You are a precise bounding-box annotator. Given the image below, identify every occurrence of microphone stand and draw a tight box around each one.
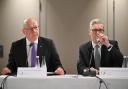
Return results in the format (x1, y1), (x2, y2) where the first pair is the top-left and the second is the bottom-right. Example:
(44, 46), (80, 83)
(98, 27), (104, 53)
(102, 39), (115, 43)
(83, 48), (96, 76)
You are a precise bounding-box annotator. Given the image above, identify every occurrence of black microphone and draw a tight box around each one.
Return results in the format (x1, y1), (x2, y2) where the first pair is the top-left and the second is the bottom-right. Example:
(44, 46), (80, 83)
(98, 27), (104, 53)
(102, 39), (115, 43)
(83, 48), (96, 76)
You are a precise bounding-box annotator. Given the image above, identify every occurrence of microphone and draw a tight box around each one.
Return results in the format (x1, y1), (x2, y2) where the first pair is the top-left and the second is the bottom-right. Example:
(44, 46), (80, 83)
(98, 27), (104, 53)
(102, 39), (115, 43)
(83, 48), (96, 76)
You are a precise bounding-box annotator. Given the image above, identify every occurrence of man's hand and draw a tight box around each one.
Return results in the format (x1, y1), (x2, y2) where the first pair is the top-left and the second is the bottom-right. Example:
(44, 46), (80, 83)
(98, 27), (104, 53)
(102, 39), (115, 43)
(54, 67), (64, 75)
(90, 67), (99, 75)
(97, 32), (110, 47)
(1, 67), (11, 75)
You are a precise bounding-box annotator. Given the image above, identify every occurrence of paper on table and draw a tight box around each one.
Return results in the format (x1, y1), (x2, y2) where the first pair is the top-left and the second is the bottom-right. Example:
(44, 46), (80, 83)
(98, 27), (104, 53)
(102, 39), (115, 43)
(17, 67), (47, 78)
(99, 67), (128, 77)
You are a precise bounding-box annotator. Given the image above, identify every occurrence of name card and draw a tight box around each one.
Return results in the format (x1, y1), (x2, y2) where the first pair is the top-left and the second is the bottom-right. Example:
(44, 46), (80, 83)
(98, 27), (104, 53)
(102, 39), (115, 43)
(17, 67), (47, 78)
(99, 67), (128, 77)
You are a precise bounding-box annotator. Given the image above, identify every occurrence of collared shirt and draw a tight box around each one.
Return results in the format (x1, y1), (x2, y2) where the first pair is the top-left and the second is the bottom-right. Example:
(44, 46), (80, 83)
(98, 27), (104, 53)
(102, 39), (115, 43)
(26, 38), (38, 67)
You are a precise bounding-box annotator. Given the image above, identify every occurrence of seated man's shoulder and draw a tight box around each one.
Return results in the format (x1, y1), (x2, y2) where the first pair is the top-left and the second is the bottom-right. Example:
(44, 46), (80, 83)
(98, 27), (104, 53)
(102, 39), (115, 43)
(12, 38), (26, 46)
(109, 40), (118, 45)
(80, 41), (91, 49)
(39, 37), (52, 41)
(39, 37), (54, 45)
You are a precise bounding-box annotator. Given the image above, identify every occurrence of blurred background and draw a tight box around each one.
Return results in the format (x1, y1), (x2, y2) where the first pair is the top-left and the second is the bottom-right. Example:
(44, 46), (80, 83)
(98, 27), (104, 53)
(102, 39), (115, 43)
(0, 0), (128, 74)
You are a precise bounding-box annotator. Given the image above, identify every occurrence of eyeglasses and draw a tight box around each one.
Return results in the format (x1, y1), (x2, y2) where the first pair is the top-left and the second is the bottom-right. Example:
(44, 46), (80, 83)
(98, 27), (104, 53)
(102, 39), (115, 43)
(92, 29), (104, 33)
(25, 26), (39, 31)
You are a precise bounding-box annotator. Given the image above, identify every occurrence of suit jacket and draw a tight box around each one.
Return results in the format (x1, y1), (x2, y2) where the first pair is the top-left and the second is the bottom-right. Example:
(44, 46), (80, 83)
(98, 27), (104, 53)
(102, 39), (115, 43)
(7, 37), (64, 74)
(77, 40), (123, 74)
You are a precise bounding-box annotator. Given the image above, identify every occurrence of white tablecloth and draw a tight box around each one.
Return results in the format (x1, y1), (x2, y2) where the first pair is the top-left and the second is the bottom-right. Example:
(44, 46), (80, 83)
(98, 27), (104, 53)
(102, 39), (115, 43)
(0, 75), (128, 89)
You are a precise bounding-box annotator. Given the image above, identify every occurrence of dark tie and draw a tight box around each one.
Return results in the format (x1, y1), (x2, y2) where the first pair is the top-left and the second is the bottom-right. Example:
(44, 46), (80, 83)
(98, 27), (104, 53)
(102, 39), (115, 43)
(31, 43), (36, 67)
(94, 45), (101, 69)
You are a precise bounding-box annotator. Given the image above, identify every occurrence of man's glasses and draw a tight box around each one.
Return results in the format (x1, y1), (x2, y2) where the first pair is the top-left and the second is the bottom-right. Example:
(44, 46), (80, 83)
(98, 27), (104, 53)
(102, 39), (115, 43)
(92, 29), (104, 33)
(25, 26), (39, 31)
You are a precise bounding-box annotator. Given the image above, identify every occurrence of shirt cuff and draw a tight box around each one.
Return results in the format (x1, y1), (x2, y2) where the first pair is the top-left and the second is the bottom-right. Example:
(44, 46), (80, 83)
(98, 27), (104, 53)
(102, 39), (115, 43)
(107, 44), (113, 51)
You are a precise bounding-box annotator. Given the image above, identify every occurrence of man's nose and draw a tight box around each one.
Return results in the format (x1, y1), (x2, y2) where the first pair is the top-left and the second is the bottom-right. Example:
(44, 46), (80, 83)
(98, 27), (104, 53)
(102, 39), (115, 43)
(31, 28), (37, 32)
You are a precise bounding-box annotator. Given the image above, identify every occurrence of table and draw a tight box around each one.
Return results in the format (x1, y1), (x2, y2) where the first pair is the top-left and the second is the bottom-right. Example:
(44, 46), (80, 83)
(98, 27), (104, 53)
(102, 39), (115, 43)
(0, 75), (128, 89)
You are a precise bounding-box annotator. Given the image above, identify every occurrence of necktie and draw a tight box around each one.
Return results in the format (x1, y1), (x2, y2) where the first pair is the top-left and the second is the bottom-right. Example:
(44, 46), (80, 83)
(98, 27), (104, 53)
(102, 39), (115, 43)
(31, 43), (36, 67)
(94, 45), (101, 69)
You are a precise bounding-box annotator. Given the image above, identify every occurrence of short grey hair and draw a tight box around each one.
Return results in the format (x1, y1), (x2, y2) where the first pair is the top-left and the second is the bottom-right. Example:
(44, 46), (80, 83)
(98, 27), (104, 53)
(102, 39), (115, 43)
(89, 18), (103, 30)
(23, 19), (28, 29)
(23, 17), (38, 29)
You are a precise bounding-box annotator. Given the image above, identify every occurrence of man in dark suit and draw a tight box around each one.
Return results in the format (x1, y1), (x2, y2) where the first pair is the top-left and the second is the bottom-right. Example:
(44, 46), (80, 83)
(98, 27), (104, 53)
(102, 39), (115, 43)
(2, 18), (65, 75)
(77, 19), (123, 75)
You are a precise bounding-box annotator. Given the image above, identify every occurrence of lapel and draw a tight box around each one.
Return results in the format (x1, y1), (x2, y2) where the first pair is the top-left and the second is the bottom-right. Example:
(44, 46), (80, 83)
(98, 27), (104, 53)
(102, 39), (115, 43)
(37, 37), (46, 56)
(23, 39), (27, 66)
(101, 45), (108, 66)
(37, 37), (47, 66)
(101, 45), (107, 57)
(88, 41), (93, 54)
(88, 42), (94, 66)
(19, 38), (28, 66)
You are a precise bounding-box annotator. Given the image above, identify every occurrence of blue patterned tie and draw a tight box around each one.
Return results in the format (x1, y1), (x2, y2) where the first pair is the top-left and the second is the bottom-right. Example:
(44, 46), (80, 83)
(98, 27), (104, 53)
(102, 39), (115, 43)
(31, 43), (36, 67)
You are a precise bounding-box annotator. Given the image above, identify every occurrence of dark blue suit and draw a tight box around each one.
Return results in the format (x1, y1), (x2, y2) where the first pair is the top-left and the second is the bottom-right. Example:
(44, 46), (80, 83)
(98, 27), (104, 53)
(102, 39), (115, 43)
(7, 37), (64, 74)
